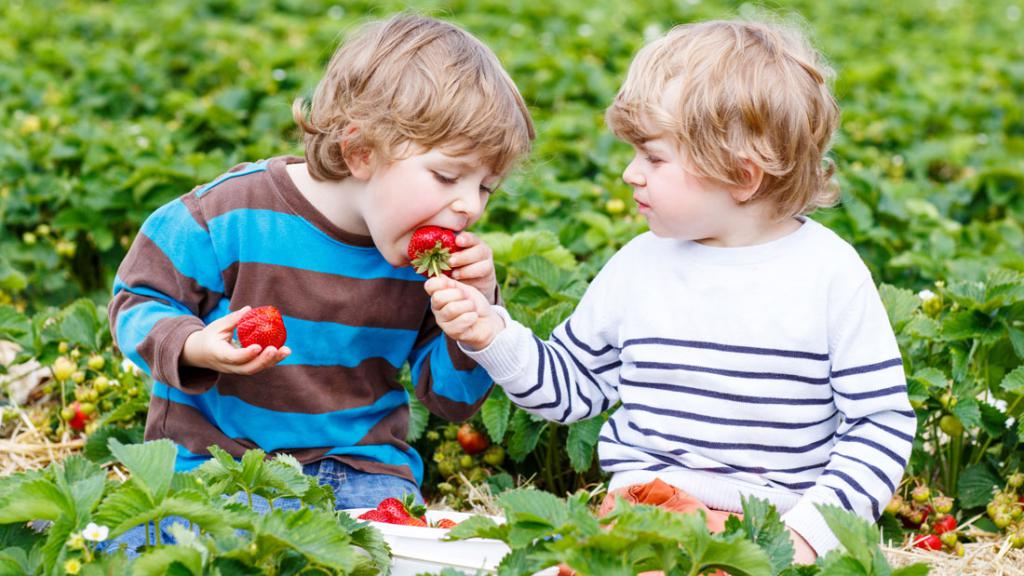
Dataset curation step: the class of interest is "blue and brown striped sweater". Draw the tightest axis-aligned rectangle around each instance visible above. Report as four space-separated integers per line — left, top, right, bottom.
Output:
109 156 493 483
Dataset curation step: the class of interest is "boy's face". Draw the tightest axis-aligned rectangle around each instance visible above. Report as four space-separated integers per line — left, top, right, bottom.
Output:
622 138 742 243
360 145 500 267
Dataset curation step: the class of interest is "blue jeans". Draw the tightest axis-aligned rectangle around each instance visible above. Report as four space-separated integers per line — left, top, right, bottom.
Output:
97 459 422 555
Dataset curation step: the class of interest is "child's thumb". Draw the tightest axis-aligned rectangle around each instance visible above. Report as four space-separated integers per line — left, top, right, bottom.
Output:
209 306 251 331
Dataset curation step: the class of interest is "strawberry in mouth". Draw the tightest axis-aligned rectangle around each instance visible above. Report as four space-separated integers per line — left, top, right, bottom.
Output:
407 226 461 277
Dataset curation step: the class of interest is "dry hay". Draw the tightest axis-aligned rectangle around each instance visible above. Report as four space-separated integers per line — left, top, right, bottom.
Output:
883 520 1024 576
0 406 85 476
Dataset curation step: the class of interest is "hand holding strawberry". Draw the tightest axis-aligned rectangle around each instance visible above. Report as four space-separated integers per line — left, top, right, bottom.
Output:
424 275 505 351
409 227 498 304
182 306 291 375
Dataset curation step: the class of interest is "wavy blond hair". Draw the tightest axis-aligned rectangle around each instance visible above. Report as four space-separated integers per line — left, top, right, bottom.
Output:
294 13 535 181
606 19 840 218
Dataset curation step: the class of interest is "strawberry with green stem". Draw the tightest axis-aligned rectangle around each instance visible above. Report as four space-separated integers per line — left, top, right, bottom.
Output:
408 226 461 278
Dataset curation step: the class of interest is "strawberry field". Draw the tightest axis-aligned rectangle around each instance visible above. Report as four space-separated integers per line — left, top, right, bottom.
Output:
2 0 1024 574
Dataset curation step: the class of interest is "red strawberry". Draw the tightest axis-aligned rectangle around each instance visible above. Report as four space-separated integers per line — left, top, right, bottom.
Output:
377 497 411 522
237 306 287 349
912 533 942 551
436 518 458 529
358 509 394 523
457 423 490 455
401 516 428 527
408 226 460 278
932 514 957 534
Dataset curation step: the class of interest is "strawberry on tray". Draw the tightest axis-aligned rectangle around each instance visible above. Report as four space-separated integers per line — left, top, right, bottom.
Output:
357 494 460 528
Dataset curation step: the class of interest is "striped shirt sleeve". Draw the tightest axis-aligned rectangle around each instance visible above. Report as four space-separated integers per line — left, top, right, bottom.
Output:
461 259 623 424
782 275 916 554
408 307 494 421
108 192 224 394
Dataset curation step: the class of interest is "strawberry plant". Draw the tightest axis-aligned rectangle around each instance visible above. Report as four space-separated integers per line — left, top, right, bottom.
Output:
0 440 391 574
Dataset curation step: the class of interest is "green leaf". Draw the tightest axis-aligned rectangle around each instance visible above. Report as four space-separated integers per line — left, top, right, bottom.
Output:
132 545 204 576
337 511 392 575
83 425 145 464
481 387 511 443
1000 365 1024 395
42 298 102 349
816 505 876 569
405 395 429 442
507 410 546 462
253 509 362 573
911 367 947 391
499 489 569 528
566 417 603 473
109 438 177 501
727 497 795 576
879 284 920 331
0 478 70 523
891 564 931 576
958 463 1001 508
951 396 982 431
445 514 507 541
0 306 29 340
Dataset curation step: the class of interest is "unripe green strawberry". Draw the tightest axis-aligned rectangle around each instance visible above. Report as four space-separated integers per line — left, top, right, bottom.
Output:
911 485 931 503
52 356 75 381
483 445 505 467
237 306 287 349
1009 473 1024 489
884 495 904 515
87 355 105 371
408 226 460 278
933 496 954 514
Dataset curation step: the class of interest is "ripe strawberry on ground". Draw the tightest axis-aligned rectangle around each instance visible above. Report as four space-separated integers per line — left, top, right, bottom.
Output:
912 534 942 551
457 423 489 455
932 514 957 534
62 401 94 431
408 226 460 278
237 306 287 348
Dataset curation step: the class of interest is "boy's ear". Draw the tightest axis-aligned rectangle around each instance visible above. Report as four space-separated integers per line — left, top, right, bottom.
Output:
341 125 374 180
729 158 765 204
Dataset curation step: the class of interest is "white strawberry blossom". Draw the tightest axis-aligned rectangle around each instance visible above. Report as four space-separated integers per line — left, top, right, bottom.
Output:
82 522 109 542
917 289 937 302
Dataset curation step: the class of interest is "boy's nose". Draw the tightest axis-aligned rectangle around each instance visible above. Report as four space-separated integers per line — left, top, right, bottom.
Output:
623 157 645 187
450 185 483 219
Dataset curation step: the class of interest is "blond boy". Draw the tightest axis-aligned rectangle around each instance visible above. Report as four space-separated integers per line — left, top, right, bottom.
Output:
109 13 534 521
427 20 914 560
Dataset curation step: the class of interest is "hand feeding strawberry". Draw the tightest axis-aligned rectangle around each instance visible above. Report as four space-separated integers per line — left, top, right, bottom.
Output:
237 306 287 349
408 226 461 278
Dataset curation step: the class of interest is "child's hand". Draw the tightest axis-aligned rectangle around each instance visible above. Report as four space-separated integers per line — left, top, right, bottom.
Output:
449 232 499 304
425 275 505 350
182 306 291 375
788 528 817 564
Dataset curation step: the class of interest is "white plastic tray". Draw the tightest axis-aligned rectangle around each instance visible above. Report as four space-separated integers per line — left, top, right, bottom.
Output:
345 508 511 575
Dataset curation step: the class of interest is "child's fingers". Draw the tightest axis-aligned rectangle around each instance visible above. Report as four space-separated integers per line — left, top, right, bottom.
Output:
447 311 479 333
436 298 477 323
448 241 491 268
424 275 456 296
455 231 481 249
451 260 492 281
236 346 280 374
430 287 470 312
221 342 262 364
208 306 252 333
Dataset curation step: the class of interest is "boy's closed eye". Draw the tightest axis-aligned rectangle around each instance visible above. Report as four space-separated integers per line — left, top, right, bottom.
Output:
431 170 498 194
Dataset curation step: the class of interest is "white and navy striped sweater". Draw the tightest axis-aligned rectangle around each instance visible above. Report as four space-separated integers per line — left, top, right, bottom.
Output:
463 218 915 555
